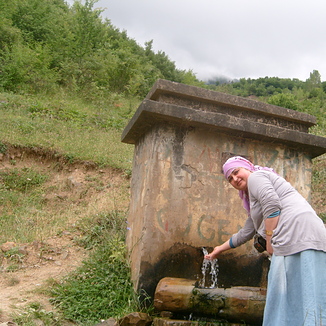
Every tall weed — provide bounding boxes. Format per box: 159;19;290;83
50;211;144;324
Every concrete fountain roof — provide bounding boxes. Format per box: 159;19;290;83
122;79;326;158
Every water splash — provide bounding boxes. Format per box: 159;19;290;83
198;247;219;288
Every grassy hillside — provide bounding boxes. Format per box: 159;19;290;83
0;91;140;325
0;91;136;169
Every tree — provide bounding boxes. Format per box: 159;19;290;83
10;0;69;44
267;93;300;111
305;70;321;91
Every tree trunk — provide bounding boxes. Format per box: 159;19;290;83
154;277;266;325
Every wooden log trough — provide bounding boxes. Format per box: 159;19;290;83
154;277;266;325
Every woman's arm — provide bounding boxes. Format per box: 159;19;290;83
204;239;231;260
248;172;282;255
248;172;281;219
205;214;257;260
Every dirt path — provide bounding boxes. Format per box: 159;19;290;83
0;146;130;323
0;235;88;322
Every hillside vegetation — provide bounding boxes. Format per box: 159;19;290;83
0;0;325;325
0;0;205;98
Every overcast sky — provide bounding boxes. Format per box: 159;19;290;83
71;0;326;82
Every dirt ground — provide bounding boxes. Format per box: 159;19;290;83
0;235;88;323
0;146;130;323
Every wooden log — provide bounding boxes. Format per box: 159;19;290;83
154;277;266;325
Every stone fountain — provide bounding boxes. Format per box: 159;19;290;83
121;79;326;325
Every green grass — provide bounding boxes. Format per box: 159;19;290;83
11;301;63;326
0;167;48;192
0;92;137;171
0;90;143;324
0;167;50;242
49;211;147;325
312;154;326;223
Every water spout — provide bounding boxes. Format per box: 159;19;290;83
198;247;219;288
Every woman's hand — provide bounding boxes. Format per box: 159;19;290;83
266;236;273;255
265;215;278;255
204;245;223;260
204;240;232;260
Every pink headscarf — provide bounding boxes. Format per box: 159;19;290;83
222;156;277;212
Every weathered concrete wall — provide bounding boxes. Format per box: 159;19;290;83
122;79;326;299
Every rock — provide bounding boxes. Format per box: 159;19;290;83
153;319;193;326
159;311;173;318
66;176;82;188
33;319;45;326
94;317;118;326
119;312;153;326
0;242;17;252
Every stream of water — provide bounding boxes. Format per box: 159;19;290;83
198;247;219;288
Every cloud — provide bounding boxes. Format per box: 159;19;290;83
70;0;326;81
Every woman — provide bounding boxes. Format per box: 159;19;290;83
205;156;326;326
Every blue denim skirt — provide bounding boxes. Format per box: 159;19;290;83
263;250;326;326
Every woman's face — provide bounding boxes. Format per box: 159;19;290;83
227;167;252;191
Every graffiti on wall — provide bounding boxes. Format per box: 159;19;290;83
153;137;313;246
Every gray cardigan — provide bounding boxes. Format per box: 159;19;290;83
230;170;326;256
